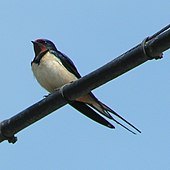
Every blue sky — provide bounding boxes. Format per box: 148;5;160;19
0;0;170;169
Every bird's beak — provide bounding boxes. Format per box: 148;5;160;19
31;40;35;44
31;40;39;46
31;40;48;56
31;40;42;56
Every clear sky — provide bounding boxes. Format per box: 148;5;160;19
0;1;170;170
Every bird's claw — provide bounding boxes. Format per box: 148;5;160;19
44;93;51;98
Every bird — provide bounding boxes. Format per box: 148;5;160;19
31;39;141;134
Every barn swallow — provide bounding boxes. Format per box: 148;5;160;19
31;39;141;134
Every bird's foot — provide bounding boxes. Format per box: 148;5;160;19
44;93;52;98
44;81;74;98
57;81;74;101
54;81;74;92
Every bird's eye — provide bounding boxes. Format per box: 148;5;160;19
41;40;46;44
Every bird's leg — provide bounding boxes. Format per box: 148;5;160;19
43;93;52;98
44;81;74;98
57;81;74;102
55;81;74;92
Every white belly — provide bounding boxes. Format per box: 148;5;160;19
32;52;78;92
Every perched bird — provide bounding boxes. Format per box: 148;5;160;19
31;39;141;134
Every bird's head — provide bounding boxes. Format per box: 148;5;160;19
32;39;57;56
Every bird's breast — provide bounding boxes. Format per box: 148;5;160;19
32;52;78;92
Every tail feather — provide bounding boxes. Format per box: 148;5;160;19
88;93;114;119
100;102;141;133
89;103;113;119
70;101;115;129
88;93;141;134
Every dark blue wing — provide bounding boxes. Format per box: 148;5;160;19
70;101;115;129
50;50;81;78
